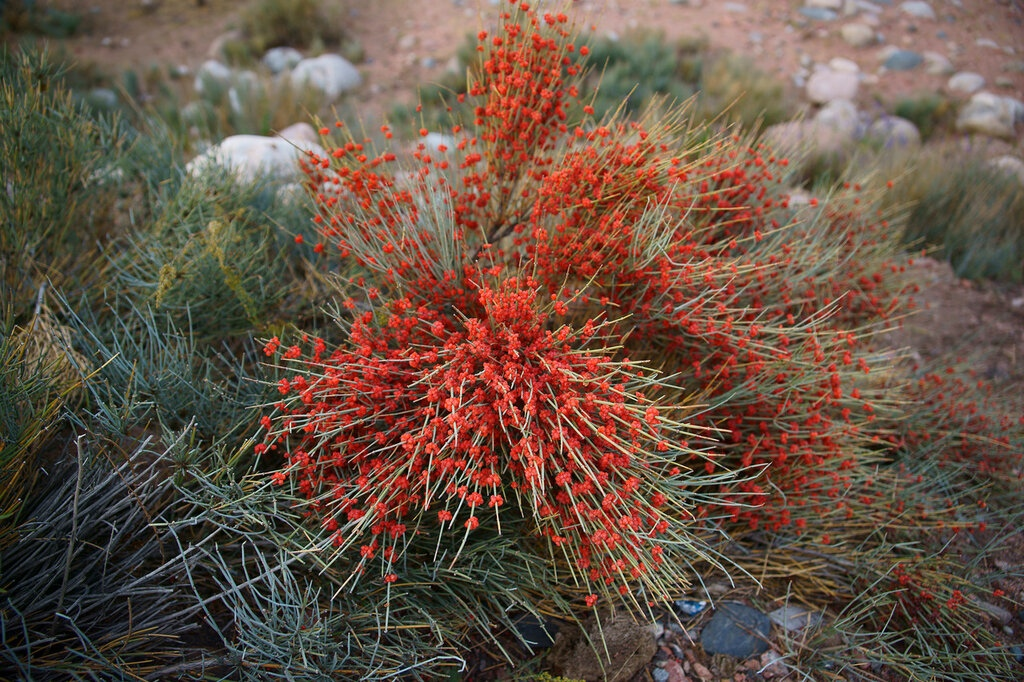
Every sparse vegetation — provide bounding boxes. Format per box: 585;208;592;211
892;92;957;141
877;142;1024;282
240;0;350;55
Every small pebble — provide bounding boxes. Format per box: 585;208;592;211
675;599;709;616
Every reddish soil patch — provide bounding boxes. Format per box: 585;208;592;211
44;0;1024;130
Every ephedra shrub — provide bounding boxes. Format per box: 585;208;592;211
253;1;1017;667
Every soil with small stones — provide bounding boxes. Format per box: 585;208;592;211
13;0;1024;679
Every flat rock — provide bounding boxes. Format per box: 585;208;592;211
700;602;772;658
768;605;823;632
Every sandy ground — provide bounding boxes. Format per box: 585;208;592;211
47;0;1024;122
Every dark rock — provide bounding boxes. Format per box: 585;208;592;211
513;612;558;649
884;49;924;70
700;602;772;658
799;6;838;20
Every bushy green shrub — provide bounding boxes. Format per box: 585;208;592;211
241;0;348;53
581;29;703;118
881;144;1024;282
697;51;797;129
0;48;128;318
893;92;956;141
1;0;80;38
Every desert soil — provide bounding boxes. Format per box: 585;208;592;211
45;0;1020;382
45;0;1024;124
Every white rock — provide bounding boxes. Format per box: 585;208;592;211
865;115;921;148
806;67;860;103
764;116;858;157
814;98;862;139
194;59;233;98
955;92;1020;138
422;132;456;153
828;57;861;73
186;134;327;184
805;0;843;9
768;606;823;632
923;51;955;75
262;47;303;74
841;22;876;47
876;45;899;62
988;155;1024;185
899;1;936;19
947;71;985;95
276;122;321;146
291;54;362;102
856;0;883;13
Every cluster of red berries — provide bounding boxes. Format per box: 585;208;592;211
256;0;987;603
